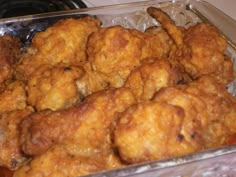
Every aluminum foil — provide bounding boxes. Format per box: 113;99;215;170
0;0;235;176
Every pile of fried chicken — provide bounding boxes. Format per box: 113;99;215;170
0;7;236;177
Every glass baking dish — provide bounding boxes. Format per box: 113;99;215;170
0;0;236;176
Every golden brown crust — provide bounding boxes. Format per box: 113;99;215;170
175;23;227;79
154;76;236;148
27;64;85;111
147;7;184;46
16;17;101;80
0;35;21;86
114;101;187;163
115;76;236;164
0;108;33;170
0;10;234;177
75;62;111;97
87;25;174;87
0;81;27;114
147;7;234;85
124;58;188;101
20;88;136;156
87;26;145;87
14;145;124;177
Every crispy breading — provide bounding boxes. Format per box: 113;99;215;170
75;62;110;97
16;17;101;80
0;108;33;170
183;76;236;147
115;76;236;164
0;81;27;114
141;26;175;59
147;7;234;85
87;25;173;87
27;64;85;111
175;23;228;79
154;76;236;148
124;58;189;101
215;55;235;85
153;86;207;149
87;26;144;87
14;144;124;177
0;35;21;87
20;88;136;156
0;7;235;177
144;26;176;57
114;101;193;163
147;7;184;46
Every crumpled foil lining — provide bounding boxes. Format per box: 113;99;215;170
0;1;235;176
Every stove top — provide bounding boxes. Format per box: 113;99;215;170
0;0;87;18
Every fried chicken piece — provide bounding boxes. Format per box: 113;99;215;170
14;144;124;177
27;64;85;111
116;75;236;164
20;87;136;156
147;7;184;46
124;58;189;101
154;76;236;148
0;81;27;114
114;101;197;163
183;76;236;145
0;35;21;86
155;87;207;146
177;23;228;79
147;7;234;85
0;107;33;170
87;26;144;87
16;17;101;80
153;87;212;149
87;25;173;87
